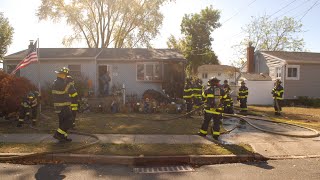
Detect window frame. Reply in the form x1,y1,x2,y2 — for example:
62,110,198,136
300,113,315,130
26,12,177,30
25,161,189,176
136,62,163,82
202,73,208,79
6,64,20,77
286,65,300,80
275,66,282,78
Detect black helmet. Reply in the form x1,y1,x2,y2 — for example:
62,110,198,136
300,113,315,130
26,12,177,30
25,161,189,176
27,92,35,99
240,80,246,85
33,91,40,97
224,80,228,83
55,67,69,74
208,77,220,86
275,79,282,84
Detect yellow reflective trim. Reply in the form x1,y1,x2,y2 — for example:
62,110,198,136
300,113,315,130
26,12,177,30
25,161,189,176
54,102,71,107
199,129,207,135
69,92,78,97
19,119,24,122
212,131,220,135
52,90,66,95
202,92,207,98
223,95,227,98
57,128,67,135
276,97,283,100
207,94,214,97
184,89,192,92
240,108,248,110
71,107,78,110
70,104,78,107
238,96,246,98
192,88,202,91
204,109,221,114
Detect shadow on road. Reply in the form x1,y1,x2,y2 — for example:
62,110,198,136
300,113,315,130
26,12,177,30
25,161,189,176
35,164,66,180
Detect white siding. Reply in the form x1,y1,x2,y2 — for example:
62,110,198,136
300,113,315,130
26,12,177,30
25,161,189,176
245,81,274,105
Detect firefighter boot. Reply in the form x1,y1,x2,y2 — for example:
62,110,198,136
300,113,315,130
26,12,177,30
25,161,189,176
17,120,24,127
53,131,66,142
64,136,72,142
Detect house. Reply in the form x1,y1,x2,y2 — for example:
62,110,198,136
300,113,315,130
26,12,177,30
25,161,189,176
242,44,320,99
197,65,240,85
3,42,186,99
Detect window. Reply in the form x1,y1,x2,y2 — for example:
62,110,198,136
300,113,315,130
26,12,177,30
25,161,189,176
7,65,20,77
276,67,281,78
68,64,81,78
137,63,162,81
202,73,208,79
286,65,300,80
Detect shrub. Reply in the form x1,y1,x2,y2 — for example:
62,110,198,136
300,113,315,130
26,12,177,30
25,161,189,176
284,96,320,107
0,72,37,115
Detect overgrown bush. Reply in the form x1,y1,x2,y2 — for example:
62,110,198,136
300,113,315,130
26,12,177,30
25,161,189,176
0,72,37,115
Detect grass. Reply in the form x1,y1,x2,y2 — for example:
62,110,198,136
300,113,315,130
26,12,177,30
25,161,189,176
248,106,320,131
0,142,254,156
0,110,204,134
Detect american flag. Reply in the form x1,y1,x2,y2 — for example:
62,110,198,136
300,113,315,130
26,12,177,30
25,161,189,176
11,41,38,75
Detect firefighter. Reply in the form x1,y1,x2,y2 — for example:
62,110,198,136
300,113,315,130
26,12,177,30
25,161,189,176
183,77,193,118
223,80,234,114
30,91,41,126
192,78,204,115
197,77,225,140
66,75,79,128
17,92,35,127
272,79,284,116
52,67,73,142
237,80,248,113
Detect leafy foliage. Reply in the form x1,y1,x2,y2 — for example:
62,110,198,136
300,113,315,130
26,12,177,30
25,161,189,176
233,15,305,66
167,6,221,75
37,0,172,48
0,12,14,59
0,71,36,115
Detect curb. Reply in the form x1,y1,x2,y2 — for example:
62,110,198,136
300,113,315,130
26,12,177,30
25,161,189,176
0,153,268,166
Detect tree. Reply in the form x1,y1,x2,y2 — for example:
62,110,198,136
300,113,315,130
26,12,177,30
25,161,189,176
233,15,305,66
37,0,172,48
167,6,221,75
0,12,14,59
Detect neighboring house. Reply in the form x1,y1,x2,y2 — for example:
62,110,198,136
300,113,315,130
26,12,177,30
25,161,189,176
3,44,186,99
197,65,240,85
238,73,273,105
242,45,320,99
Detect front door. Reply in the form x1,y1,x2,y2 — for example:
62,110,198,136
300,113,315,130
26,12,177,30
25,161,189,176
98,65,111,96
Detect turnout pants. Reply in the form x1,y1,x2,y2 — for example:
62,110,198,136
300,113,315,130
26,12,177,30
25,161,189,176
274,99,283,113
72,110,77,126
185,99,193,115
199,112,222,137
56,106,73,137
239,98,247,112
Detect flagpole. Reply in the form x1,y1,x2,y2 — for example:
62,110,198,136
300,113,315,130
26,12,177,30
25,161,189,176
37,38,41,113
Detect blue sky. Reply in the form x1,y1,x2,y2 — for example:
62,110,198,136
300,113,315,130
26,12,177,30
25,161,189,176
1,0,319,68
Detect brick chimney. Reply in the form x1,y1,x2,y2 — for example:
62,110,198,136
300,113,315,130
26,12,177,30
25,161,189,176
28,40,34,49
247,42,255,73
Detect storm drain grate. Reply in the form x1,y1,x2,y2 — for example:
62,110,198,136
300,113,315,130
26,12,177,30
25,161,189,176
134,165,194,174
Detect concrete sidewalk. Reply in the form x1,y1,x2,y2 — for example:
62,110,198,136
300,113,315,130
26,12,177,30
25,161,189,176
0,133,213,144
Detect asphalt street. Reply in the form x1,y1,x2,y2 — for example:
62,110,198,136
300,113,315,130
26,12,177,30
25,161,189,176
1,158,319,180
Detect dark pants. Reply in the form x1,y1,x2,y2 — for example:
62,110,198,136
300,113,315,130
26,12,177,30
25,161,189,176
57,106,73,134
185,99,193,117
274,99,283,113
200,112,222,136
72,110,77,126
19,107,38,122
239,98,247,112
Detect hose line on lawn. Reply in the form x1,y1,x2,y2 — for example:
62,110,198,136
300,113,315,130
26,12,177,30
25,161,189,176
224,113,320,138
